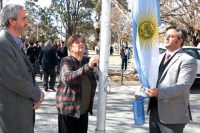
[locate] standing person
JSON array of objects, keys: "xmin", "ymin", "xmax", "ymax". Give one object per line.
[
  {"xmin": 110, "ymin": 45, "xmax": 114, "ymax": 55},
  {"xmin": 145, "ymin": 25, "xmax": 197, "ymax": 133},
  {"xmin": 39, "ymin": 39, "xmax": 58, "ymax": 91},
  {"xmin": 57, "ymin": 41, "xmax": 68, "ymax": 73},
  {"xmin": 57, "ymin": 41, "xmax": 68, "ymax": 60},
  {"xmin": 120, "ymin": 43, "xmax": 129, "ymax": 70},
  {"xmin": 84, "ymin": 44, "xmax": 89, "ymax": 56},
  {"xmin": 60, "ymin": 41, "xmax": 68, "ymax": 58},
  {"xmin": 26, "ymin": 41, "xmax": 37, "ymax": 64},
  {"xmin": 95, "ymin": 44, "xmax": 100, "ymax": 55},
  {"xmin": 33, "ymin": 41, "xmax": 43, "ymax": 79},
  {"xmin": 0, "ymin": 4, "xmax": 44, "ymax": 133},
  {"xmin": 56, "ymin": 34, "xmax": 99, "ymax": 133},
  {"xmin": 34, "ymin": 41, "xmax": 41, "ymax": 60}
]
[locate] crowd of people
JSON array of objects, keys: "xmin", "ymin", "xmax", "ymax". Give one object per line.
[
  {"xmin": 19, "ymin": 39, "xmax": 68, "ymax": 91},
  {"xmin": 0, "ymin": 3, "xmax": 198, "ymax": 133}
]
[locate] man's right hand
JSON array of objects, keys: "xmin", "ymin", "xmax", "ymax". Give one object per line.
[
  {"xmin": 33, "ymin": 101, "xmax": 41, "ymax": 109},
  {"xmin": 33, "ymin": 91, "xmax": 45, "ymax": 109}
]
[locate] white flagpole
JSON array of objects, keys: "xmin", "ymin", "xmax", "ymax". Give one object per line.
[{"xmin": 95, "ymin": 0, "xmax": 111, "ymax": 133}]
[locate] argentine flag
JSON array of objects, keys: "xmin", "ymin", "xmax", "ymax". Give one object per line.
[{"xmin": 132, "ymin": 0, "xmax": 161, "ymax": 125}]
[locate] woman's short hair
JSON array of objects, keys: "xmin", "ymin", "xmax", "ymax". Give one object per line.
[
  {"xmin": 0, "ymin": 4, "xmax": 24, "ymax": 28},
  {"xmin": 67, "ymin": 34, "xmax": 85, "ymax": 51}
]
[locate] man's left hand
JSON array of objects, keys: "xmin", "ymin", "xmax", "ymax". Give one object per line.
[{"xmin": 145, "ymin": 88, "xmax": 158, "ymax": 97}]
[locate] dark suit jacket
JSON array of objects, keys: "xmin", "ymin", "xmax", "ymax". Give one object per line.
[
  {"xmin": 26, "ymin": 46, "xmax": 36, "ymax": 64},
  {"xmin": 0, "ymin": 30, "xmax": 41, "ymax": 133},
  {"xmin": 39, "ymin": 44, "xmax": 58, "ymax": 69},
  {"xmin": 57, "ymin": 46, "xmax": 68, "ymax": 61}
]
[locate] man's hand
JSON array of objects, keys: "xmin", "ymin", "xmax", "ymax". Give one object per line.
[
  {"xmin": 145, "ymin": 88, "xmax": 158, "ymax": 97},
  {"xmin": 33, "ymin": 101, "xmax": 41, "ymax": 109},
  {"xmin": 33, "ymin": 91, "xmax": 45, "ymax": 110}
]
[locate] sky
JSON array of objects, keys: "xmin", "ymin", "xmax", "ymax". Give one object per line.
[{"xmin": 3, "ymin": 0, "xmax": 51, "ymax": 8}]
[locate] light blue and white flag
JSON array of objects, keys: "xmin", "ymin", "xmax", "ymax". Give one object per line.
[{"xmin": 132, "ymin": 0, "xmax": 161, "ymax": 126}]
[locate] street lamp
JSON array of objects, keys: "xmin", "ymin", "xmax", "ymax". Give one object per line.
[
  {"xmin": 55, "ymin": 14, "xmax": 63, "ymax": 41},
  {"xmin": 193, "ymin": 0, "xmax": 200, "ymax": 30},
  {"xmin": 94, "ymin": 20, "xmax": 100, "ymax": 42},
  {"xmin": 35, "ymin": 9, "xmax": 39, "ymax": 41},
  {"xmin": 36, "ymin": 22, "xmax": 38, "ymax": 40},
  {"xmin": 94, "ymin": 0, "xmax": 101, "ymax": 43},
  {"xmin": 60, "ymin": 24, "xmax": 63, "ymax": 41},
  {"xmin": 193, "ymin": 9, "xmax": 200, "ymax": 30},
  {"xmin": 0, "ymin": 0, "xmax": 3, "ymax": 10}
]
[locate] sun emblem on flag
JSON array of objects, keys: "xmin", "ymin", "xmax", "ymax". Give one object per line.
[{"xmin": 137, "ymin": 12, "xmax": 159, "ymax": 49}]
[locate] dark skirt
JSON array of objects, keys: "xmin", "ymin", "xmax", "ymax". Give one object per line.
[{"xmin": 58, "ymin": 113, "xmax": 88, "ymax": 133}]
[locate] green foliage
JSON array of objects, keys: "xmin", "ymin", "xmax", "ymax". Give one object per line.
[
  {"xmin": 117, "ymin": 0, "xmax": 128, "ymax": 10},
  {"xmin": 88, "ymin": 40, "xmax": 97, "ymax": 50},
  {"xmin": 25, "ymin": 0, "xmax": 97, "ymax": 42},
  {"xmin": 25, "ymin": 0, "xmax": 59, "ymax": 42},
  {"xmin": 95, "ymin": 2, "xmax": 101, "ymax": 16},
  {"xmin": 51, "ymin": 0, "xmax": 96, "ymax": 40}
]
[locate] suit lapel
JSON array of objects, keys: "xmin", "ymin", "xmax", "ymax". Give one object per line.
[
  {"xmin": 158, "ymin": 50, "xmax": 183, "ymax": 83},
  {"xmin": 2, "ymin": 30, "xmax": 33, "ymax": 68},
  {"xmin": 159, "ymin": 53, "xmax": 165, "ymax": 65},
  {"xmin": 19, "ymin": 47, "xmax": 32, "ymax": 67}
]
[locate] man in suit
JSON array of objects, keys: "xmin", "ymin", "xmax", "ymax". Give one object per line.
[
  {"xmin": 57, "ymin": 41, "xmax": 68, "ymax": 74},
  {"xmin": 39, "ymin": 39, "xmax": 58, "ymax": 91},
  {"xmin": 0, "ymin": 4, "xmax": 44, "ymax": 133},
  {"xmin": 120, "ymin": 43, "xmax": 129, "ymax": 71},
  {"xmin": 146, "ymin": 25, "xmax": 197, "ymax": 133}
]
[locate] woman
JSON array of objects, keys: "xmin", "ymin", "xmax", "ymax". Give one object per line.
[{"xmin": 56, "ymin": 34, "xmax": 99, "ymax": 133}]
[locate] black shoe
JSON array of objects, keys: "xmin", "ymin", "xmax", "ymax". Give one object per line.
[
  {"xmin": 49, "ymin": 88, "xmax": 56, "ymax": 91},
  {"xmin": 43, "ymin": 85, "xmax": 48, "ymax": 91}
]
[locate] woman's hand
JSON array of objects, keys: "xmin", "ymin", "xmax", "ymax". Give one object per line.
[{"xmin": 88, "ymin": 55, "xmax": 99, "ymax": 68}]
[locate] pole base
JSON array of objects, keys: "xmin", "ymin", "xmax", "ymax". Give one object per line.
[{"xmin": 95, "ymin": 129, "xmax": 105, "ymax": 133}]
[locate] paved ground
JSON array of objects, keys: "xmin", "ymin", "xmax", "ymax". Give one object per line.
[{"xmin": 34, "ymin": 52, "xmax": 200, "ymax": 133}]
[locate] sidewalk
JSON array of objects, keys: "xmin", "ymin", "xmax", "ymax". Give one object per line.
[
  {"xmin": 34, "ymin": 78, "xmax": 145, "ymax": 133},
  {"xmin": 34, "ymin": 51, "xmax": 200, "ymax": 133},
  {"xmin": 87, "ymin": 81, "xmax": 148, "ymax": 133},
  {"xmin": 34, "ymin": 78, "xmax": 200, "ymax": 133}
]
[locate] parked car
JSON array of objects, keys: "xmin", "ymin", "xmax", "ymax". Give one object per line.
[{"xmin": 159, "ymin": 46, "xmax": 200, "ymax": 82}]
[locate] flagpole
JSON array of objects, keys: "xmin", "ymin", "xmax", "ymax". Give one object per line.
[{"xmin": 95, "ymin": 0, "xmax": 111, "ymax": 133}]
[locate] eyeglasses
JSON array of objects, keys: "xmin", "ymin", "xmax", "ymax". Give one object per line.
[
  {"xmin": 74, "ymin": 40, "xmax": 85, "ymax": 44},
  {"xmin": 164, "ymin": 34, "xmax": 177, "ymax": 38}
]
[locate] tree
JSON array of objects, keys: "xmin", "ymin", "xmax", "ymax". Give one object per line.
[
  {"xmin": 25, "ymin": 0, "xmax": 59, "ymax": 42},
  {"xmin": 24, "ymin": 0, "xmax": 132, "ymax": 46},
  {"xmin": 111, "ymin": 0, "xmax": 131, "ymax": 45},
  {"xmin": 51, "ymin": 0, "xmax": 96, "ymax": 40},
  {"xmin": 160, "ymin": 0, "xmax": 200, "ymax": 46}
]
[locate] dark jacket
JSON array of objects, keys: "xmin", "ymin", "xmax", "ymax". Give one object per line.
[
  {"xmin": 0, "ymin": 30, "xmax": 41, "ymax": 133},
  {"xmin": 39, "ymin": 44, "xmax": 58, "ymax": 69},
  {"xmin": 56, "ymin": 56, "xmax": 98, "ymax": 118},
  {"xmin": 120, "ymin": 45, "xmax": 129, "ymax": 59},
  {"xmin": 26, "ymin": 46, "xmax": 36, "ymax": 64},
  {"xmin": 57, "ymin": 46, "xmax": 68, "ymax": 61}
]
